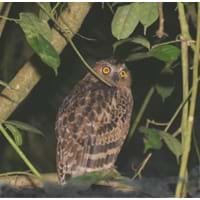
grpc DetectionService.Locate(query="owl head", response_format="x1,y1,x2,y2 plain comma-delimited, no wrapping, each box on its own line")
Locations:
93,59,132,88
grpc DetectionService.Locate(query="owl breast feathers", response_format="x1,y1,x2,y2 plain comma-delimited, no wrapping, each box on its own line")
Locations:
55,59,133,184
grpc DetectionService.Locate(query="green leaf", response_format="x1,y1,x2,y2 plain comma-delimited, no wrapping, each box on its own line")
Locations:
139,127,162,152
139,3,159,34
113,35,150,52
0,80,11,89
18,13,60,74
112,3,140,40
150,45,181,62
39,2,52,22
5,120,44,136
19,12,52,42
159,131,182,162
5,124,23,146
155,68,175,102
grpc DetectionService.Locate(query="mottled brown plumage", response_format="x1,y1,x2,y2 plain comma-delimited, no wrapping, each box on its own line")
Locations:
55,59,133,184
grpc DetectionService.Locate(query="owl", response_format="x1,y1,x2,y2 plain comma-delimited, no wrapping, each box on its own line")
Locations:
55,59,133,184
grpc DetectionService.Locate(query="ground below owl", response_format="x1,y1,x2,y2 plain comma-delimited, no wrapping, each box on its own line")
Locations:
55,59,133,184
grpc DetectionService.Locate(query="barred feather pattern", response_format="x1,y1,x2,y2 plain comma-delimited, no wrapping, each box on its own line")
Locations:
55,61,133,185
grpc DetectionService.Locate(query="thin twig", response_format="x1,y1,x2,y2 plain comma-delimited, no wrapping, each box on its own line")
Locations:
152,39,182,49
132,153,152,179
0,3,12,38
127,87,155,141
106,3,114,14
0,124,41,178
146,119,169,127
156,2,168,38
0,171,35,177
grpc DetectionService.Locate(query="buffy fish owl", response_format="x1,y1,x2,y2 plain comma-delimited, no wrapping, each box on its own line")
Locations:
55,59,133,184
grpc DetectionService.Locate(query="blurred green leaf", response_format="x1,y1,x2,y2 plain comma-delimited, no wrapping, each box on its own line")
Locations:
139,127,162,152
5,120,44,136
18,13,60,74
112,3,139,40
155,68,175,102
159,131,182,162
139,3,159,34
113,35,150,52
150,45,181,62
39,2,52,22
5,124,23,146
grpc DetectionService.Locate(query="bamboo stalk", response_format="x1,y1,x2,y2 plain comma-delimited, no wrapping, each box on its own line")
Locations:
175,3,200,197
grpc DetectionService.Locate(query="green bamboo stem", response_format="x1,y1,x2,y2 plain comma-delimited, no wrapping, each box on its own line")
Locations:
178,2,190,149
0,124,41,178
177,3,195,51
180,40,189,147
192,131,200,164
175,3,190,196
175,3,200,197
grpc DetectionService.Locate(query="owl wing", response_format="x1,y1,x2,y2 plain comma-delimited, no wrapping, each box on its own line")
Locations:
56,81,133,183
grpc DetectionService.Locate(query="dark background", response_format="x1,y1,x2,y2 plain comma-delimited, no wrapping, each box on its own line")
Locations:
0,2,199,179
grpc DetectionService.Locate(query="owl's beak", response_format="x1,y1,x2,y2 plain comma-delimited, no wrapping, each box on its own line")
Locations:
112,72,119,82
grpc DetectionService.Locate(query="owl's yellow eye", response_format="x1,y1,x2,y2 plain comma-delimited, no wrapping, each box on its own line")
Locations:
102,66,111,75
119,70,128,78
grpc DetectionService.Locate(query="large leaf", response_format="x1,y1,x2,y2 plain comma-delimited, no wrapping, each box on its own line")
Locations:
5,120,44,136
139,127,162,152
155,68,175,102
113,35,150,52
112,3,140,40
5,124,23,146
150,45,181,62
159,131,182,162
139,127,182,161
139,3,159,34
18,13,60,74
